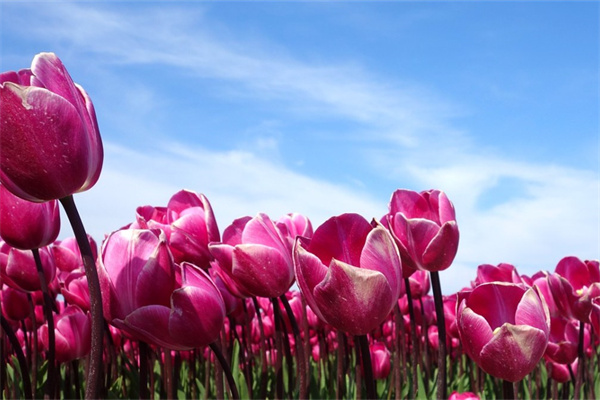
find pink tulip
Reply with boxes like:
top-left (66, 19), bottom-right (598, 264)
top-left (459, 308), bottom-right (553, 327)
top-left (98, 228), bottom-right (225, 349)
top-left (384, 189), bottom-right (459, 272)
top-left (133, 190), bottom-right (219, 269)
top-left (41, 305), bottom-right (91, 363)
top-left (406, 270), bottom-right (430, 299)
top-left (1, 284), bottom-right (30, 321)
top-left (370, 342), bottom-right (391, 380)
top-left (472, 263), bottom-right (524, 286)
top-left (60, 269), bottom-right (90, 312)
top-left (293, 213), bottom-right (402, 336)
top-left (0, 184), bottom-right (60, 250)
top-left (0, 52), bottom-right (103, 202)
top-left (544, 315), bottom-right (578, 365)
top-left (276, 213), bottom-right (313, 247)
top-left (210, 213), bottom-right (295, 298)
top-left (457, 282), bottom-right (550, 382)
top-left (448, 391), bottom-right (480, 400)
top-left (0, 243), bottom-right (55, 292)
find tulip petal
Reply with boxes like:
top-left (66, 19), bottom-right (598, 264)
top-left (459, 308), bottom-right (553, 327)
top-left (479, 324), bottom-right (548, 382)
top-left (421, 221), bottom-right (459, 271)
top-left (457, 304), bottom-right (494, 362)
top-left (232, 244), bottom-right (294, 298)
top-left (389, 189), bottom-right (432, 220)
top-left (293, 239), bottom-right (329, 322)
top-left (119, 305), bottom-right (181, 350)
top-left (308, 213), bottom-right (371, 267)
top-left (359, 225), bottom-right (402, 298)
top-left (313, 259), bottom-right (393, 336)
top-left (515, 287), bottom-right (550, 335)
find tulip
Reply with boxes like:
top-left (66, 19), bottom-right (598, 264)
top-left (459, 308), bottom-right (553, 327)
top-left (210, 213), bottom-right (295, 299)
top-left (60, 269), bottom-right (90, 312)
top-left (457, 282), bottom-right (550, 382)
top-left (472, 262), bottom-right (524, 286)
top-left (293, 213), bottom-right (402, 336)
top-left (0, 52), bottom-right (103, 202)
top-left (370, 342), bottom-right (391, 380)
top-left (448, 391), bottom-right (480, 400)
top-left (0, 244), bottom-right (56, 293)
top-left (1, 285), bottom-right (30, 321)
top-left (98, 229), bottom-right (177, 338)
top-left (98, 228), bottom-right (225, 350)
top-left (383, 189), bottom-right (459, 272)
top-left (40, 305), bottom-right (91, 363)
top-left (0, 184), bottom-right (60, 250)
top-left (133, 189), bottom-right (220, 269)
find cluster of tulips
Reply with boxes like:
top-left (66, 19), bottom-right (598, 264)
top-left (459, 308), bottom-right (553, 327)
top-left (1, 52), bottom-right (598, 400)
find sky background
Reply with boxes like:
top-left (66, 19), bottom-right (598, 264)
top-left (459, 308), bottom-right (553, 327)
top-left (1, 1), bottom-right (598, 293)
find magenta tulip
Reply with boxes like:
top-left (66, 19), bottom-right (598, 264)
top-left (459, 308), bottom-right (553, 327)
top-left (0, 243), bottom-right (56, 292)
top-left (472, 262), bottom-right (524, 286)
top-left (0, 184), bottom-right (60, 250)
top-left (210, 213), bottom-right (295, 298)
top-left (384, 189), bottom-right (459, 272)
top-left (293, 213), bottom-right (402, 336)
top-left (1, 284), bottom-right (30, 321)
top-left (41, 305), bottom-right (91, 363)
top-left (370, 342), bottom-right (391, 380)
top-left (0, 52), bottom-right (103, 202)
top-left (457, 282), bottom-right (550, 382)
top-left (133, 189), bottom-right (220, 269)
top-left (98, 228), bottom-right (225, 349)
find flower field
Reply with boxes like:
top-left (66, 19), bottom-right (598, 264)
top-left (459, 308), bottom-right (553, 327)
top-left (1, 53), bottom-right (599, 400)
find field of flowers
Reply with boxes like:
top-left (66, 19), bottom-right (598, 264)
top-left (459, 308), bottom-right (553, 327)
top-left (1, 53), bottom-right (599, 400)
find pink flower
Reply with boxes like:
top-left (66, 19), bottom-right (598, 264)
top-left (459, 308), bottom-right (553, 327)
top-left (448, 391), bottom-right (480, 400)
top-left (0, 184), bottom-right (60, 250)
top-left (384, 189), bottom-right (459, 272)
top-left (370, 342), bottom-right (391, 380)
top-left (98, 229), bottom-right (225, 349)
top-left (457, 282), bottom-right (550, 382)
top-left (0, 243), bottom-right (56, 292)
top-left (472, 263), bottom-right (524, 286)
top-left (41, 305), bottom-right (91, 363)
top-left (133, 189), bottom-right (219, 269)
top-left (0, 52), bottom-right (103, 202)
top-left (210, 213), bottom-right (295, 298)
top-left (293, 213), bottom-right (402, 336)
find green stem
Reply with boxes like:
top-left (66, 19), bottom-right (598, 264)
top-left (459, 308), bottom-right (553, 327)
top-left (59, 195), bottom-right (104, 399)
top-left (356, 334), bottom-right (376, 400)
top-left (209, 342), bottom-right (240, 400)
top-left (279, 294), bottom-right (308, 399)
top-left (430, 271), bottom-right (447, 399)
top-left (32, 248), bottom-right (56, 399)
top-left (1, 315), bottom-right (33, 399)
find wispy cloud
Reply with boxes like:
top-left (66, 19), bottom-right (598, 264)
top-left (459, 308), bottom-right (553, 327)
top-left (7, 2), bottom-right (597, 294)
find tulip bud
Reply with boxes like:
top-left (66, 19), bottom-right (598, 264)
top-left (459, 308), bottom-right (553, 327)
top-left (457, 282), bottom-right (550, 382)
top-left (383, 189), bottom-right (459, 272)
top-left (0, 52), bottom-right (103, 202)
top-left (293, 213), bottom-right (402, 336)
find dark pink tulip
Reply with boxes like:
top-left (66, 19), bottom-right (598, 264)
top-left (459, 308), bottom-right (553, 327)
top-left (406, 269), bottom-right (430, 299)
top-left (370, 342), bottom-right (391, 380)
top-left (1, 284), bottom-right (30, 321)
top-left (457, 282), bottom-right (550, 382)
top-left (98, 229), bottom-right (177, 332)
top-left (60, 269), bottom-right (90, 312)
top-left (41, 305), bottom-right (91, 363)
top-left (98, 228), bottom-right (224, 349)
top-left (134, 190), bottom-right (219, 269)
top-left (448, 391), bottom-right (480, 400)
top-left (544, 316), bottom-right (578, 365)
top-left (472, 263), bottom-right (524, 286)
top-left (293, 213), bottom-right (402, 336)
top-left (384, 189), bottom-right (459, 272)
top-left (210, 213), bottom-right (295, 298)
top-left (0, 184), bottom-right (59, 249)
top-left (1, 244), bottom-right (55, 292)
top-left (276, 213), bottom-right (313, 247)
top-left (0, 52), bottom-right (103, 202)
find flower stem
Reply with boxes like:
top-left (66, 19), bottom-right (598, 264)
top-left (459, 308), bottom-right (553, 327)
top-left (32, 248), bottom-right (56, 399)
top-left (356, 335), bottom-right (376, 400)
top-left (209, 342), bottom-right (240, 399)
top-left (503, 379), bottom-right (515, 399)
top-left (430, 271), bottom-right (447, 399)
top-left (138, 341), bottom-right (150, 400)
top-left (1, 315), bottom-right (33, 399)
top-left (59, 195), bottom-right (104, 399)
top-left (574, 321), bottom-right (585, 399)
top-left (279, 294), bottom-right (308, 399)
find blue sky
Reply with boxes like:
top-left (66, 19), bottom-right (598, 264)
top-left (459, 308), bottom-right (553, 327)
top-left (1, 1), bottom-right (598, 293)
